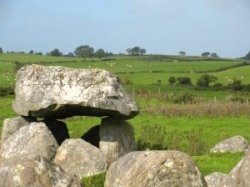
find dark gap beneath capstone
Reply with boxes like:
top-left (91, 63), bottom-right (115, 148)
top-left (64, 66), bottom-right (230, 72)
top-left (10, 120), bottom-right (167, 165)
top-left (41, 118), bottom-right (70, 145)
top-left (81, 125), bottom-right (100, 148)
top-left (28, 104), bottom-right (138, 119)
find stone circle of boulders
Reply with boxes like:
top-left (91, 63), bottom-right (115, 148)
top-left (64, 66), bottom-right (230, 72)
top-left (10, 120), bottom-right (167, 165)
top-left (210, 135), bottom-right (249, 154)
top-left (105, 150), bottom-right (206, 187)
top-left (0, 65), bottom-right (139, 186)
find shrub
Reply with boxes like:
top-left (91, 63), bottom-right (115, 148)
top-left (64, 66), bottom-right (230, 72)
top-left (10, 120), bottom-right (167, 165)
top-left (212, 83), bottom-right (225, 90)
top-left (168, 76), bottom-right (176, 85)
top-left (137, 125), bottom-right (208, 156)
top-left (228, 78), bottom-right (243, 91)
top-left (177, 77), bottom-right (192, 85)
top-left (172, 92), bottom-right (196, 104)
top-left (0, 86), bottom-right (15, 96)
top-left (137, 124), bottom-right (167, 150)
top-left (196, 74), bottom-right (217, 88)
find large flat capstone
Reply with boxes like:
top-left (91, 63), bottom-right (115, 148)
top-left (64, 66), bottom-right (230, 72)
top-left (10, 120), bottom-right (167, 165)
top-left (13, 65), bottom-right (139, 119)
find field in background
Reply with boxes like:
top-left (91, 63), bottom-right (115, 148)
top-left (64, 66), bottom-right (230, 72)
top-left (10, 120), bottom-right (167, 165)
top-left (0, 53), bottom-right (249, 184)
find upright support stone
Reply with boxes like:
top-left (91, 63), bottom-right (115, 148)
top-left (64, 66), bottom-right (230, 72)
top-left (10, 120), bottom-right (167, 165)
top-left (99, 117), bottom-right (137, 166)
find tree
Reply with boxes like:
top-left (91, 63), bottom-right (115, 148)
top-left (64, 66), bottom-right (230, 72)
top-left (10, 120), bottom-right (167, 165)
top-left (29, 50), bottom-right (34, 54)
top-left (211, 53), bottom-right (218, 58)
top-left (243, 51), bottom-right (250, 60)
top-left (66, 52), bottom-right (74, 57)
top-left (75, 45), bottom-right (94, 58)
top-left (139, 48), bottom-right (146, 55)
top-left (126, 46), bottom-right (146, 56)
top-left (0, 47), bottom-right (3, 53)
top-left (177, 77), bottom-right (192, 85)
top-left (131, 46), bottom-right (140, 55)
top-left (228, 78), bottom-right (243, 91)
top-left (179, 51), bottom-right (186, 56)
top-left (196, 74), bottom-right (217, 88)
top-left (49, 48), bottom-right (62, 56)
top-left (95, 48), bottom-right (106, 58)
top-left (201, 52), bottom-right (210, 57)
top-left (35, 52), bottom-right (42, 55)
top-left (168, 76), bottom-right (176, 85)
top-left (126, 48), bottom-right (131, 55)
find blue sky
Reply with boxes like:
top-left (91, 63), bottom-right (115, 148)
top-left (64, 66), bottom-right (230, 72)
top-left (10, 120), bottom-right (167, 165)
top-left (0, 0), bottom-right (249, 57)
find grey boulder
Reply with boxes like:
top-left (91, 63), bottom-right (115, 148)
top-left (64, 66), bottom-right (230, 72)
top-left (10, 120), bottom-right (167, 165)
top-left (13, 65), bottom-right (139, 119)
top-left (100, 117), bottom-right (137, 166)
top-left (205, 172), bottom-right (236, 187)
top-left (1, 116), bottom-right (35, 146)
top-left (0, 122), bottom-right (58, 161)
top-left (210, 136), bottom-right (248, 154)
top-left (0, 155), bottom-right (81, 187)
top-left (230, 150), bottom-right (250, 187)
top-left (105, 150), bottom-right (206, 187)
top-left (54, 139), bottom-right (107, 178)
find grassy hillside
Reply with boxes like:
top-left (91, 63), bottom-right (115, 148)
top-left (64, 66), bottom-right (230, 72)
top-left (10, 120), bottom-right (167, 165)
top-left (0, 53), bottom-right (249, 185)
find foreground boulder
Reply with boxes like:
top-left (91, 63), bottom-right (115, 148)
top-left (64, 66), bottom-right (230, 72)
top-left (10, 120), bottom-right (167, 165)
top-left (205, 172), bottom-right (236, 187)
top-left (13, 65), bottom-right (139, 119)
top-left (230, 150), bottom-right (250, 186)
top-left (105, 150), bottom-right (206, 187)
top-left (99, 117), bottom-right (137, 166)
top-left (0, 156), bottom-right (81, 187)
top-left (210, 136), bottom-right (248, 154)
top-left (0, 122), bottom-right (58, 161)
top-left (54, 139), bottom-right (107, 178)
top-left (1, 116), bottom-right (35, 146)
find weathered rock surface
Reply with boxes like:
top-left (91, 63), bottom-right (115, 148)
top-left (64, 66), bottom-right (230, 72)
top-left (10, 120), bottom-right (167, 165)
top-left (210, 136), bottom-right (248, 153)
top-left (42, 118), bottom-right (70, 145)
top-left (54, 139), bottom-right (107, 178)
top-left (205, 172), bottom-right (236, 187)
top-left (0, 155), bottom-right (81, 187)
top-left (0, 122), bottom-right (58, 161)
top-left (230, 150), bottom-right (250, 187)
top-left (100, 117), bottom-right (137, 166)
top-left (81, 125), bottom-right (100, 147)
top-left (1, 116), bottom-right (35, 146)
top-left (13, 65), bottom-right (139, 119)
top-left (105, 150), bottom-right (206, 187)
top-left (229, 158), bottom-right (244, 181)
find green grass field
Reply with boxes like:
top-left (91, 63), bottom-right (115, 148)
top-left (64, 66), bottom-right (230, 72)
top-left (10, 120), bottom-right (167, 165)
top-left (0, 53), bottom-right (249, 185)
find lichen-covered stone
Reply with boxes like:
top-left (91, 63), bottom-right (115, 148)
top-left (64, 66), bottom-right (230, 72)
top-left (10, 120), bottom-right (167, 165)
top-left (13, 65), bottom-right (139, 119)
top-left (0, 122), bottom-right (58, 161)
top-left (0, 156), bottom-right (81, 187)
top-left (210, 136), bottom-right (248, 154)
top-left (205, 172), bottom-right (236, 187)
top-left (105, 150), bottom-right (206, 187)
top-left (1, 116), bottom-right (35, 146)
top-left (231, 150), bottom-right (250, 187)
top-left (54, 139), bottom-right (107, 178)
top-left (99, 117), bottom-right (137, 166)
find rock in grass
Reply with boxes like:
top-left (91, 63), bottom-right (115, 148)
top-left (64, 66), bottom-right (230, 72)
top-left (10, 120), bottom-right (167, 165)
top-left (1, 116), bottom-right (35, 146)
top-left (205, 172), bottom-right (236, 187)
top-left (231, 150), bottom-right (250, 187)
top-left (210, 136), bottom-right (248, 154)
top-left (13, 65), bottom-right (139, 119)
top-left (54, 139), bottom-right (107, 178)
top-left (0, 122), bottom-right (58, 161)
top-left (105, 150), bottom-right (206, 187)
top-left (99, 117), bottom-right (137, 166)
top-left (0, 155), bottom-right (81, 187)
